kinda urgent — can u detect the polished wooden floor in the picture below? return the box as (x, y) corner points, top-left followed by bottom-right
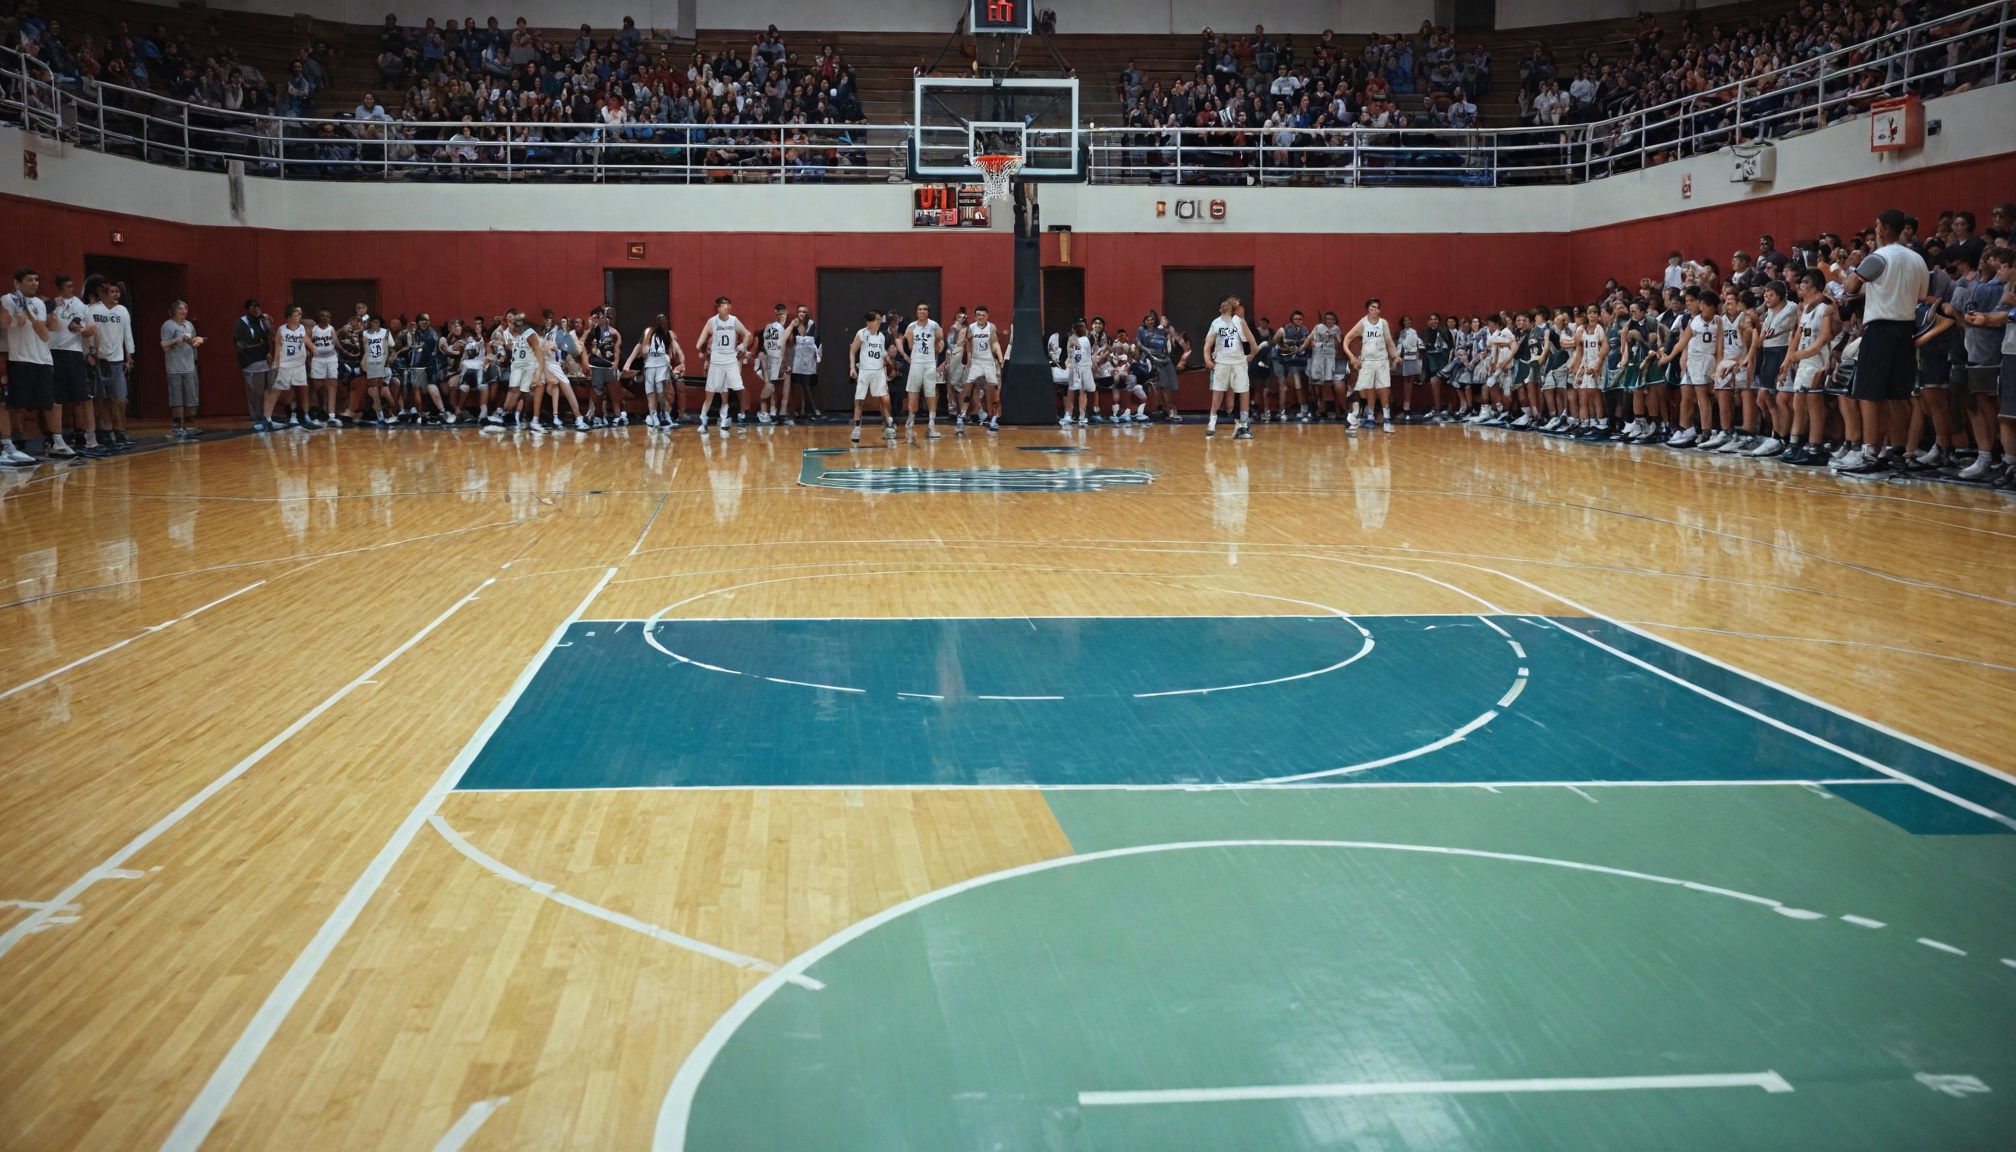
(1, 420), (2012, 1150)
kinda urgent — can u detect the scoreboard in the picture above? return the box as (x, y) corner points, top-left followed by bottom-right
(912, 183), (991, 228)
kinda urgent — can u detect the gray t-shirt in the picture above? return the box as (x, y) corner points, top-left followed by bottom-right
(162, 320), (198, 374)
(1955, 277), (2004, 366)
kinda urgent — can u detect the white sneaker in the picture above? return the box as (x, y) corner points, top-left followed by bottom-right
(1698, 429), (1728, 450)
(1714, 432), (1747, 454)
(1511, 413), (1533, 429)
(758, 411), (773, 425)
(1060, 414), (1073, 426)
(1666, 427), (1696, 447)
(1828, 443), (1852, 465)
(1747, 436), (1785, 457)
(1830, 447), (1864, 471)
(1914, 445), (1944, 467)
(645, 412), (659, 428)
(2, 447), (35, 465)
(1382, 420), (1394, 434)
(528, 420), (547, 436)
(1957, 454), (1994, 480)
(850, 423), (861, 443)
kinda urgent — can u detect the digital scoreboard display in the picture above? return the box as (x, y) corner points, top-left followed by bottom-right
(912, 183), (991, 228)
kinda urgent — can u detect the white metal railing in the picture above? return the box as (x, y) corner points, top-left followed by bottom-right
(2, 0), (2009, 187)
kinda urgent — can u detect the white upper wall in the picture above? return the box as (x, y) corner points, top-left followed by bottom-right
(4, 81), (2009, 233)
(150, 0), (1433, 36)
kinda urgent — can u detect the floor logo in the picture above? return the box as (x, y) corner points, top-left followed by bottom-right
(798, 449), (1154, 492)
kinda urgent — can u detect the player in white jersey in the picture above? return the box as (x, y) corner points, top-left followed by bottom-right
(306, 311), (344, 426)
(1106, 332), (1146, 421)
(538, 309), (589, 431)
(1308, 312), (1343, 420)
(693, 296), (752, 435)
(1777, 270), (1839, 464)
(266, 305), (317, 430)
(901, 302), (944, 437)
(849, 309), (896, 442)
(754, 304), (788, 423)
(1343, 298), (1399, 433)
(358, 313), (398, 426)
(1706, 291), (1759, 452)
(963, 306), (1002, 432)
(941, 308), (972, 429)
(1061, 319), (1096, 425)
(1666, 289), (1723, 447)
(1202, 295), (1257, 439)
(1565, 305), (1610, 433)
(621, 312), (685, 429)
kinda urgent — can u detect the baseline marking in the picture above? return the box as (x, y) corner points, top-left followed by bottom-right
(0, 579), (264, 703)
(428, 815), (820, 988)
(655, 838), (1842, 1151)
(160, 567), (614, 1152)
(0, 577), (494, 963)
(1078, 1070), (1796, 1107)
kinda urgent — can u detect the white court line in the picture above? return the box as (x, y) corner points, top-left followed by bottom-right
(654, 838), (1821, 1151)
(1841, 915), (1887, 928)
(159, 567), (614, 1152)
(428, 816), (820, 988)
(0, 577), (494, 964)
(1382, 556), (2016, 793)
(1539, 619), (2016, 833)
(430, 1096), (510, 1152)
(1256, 708), (1503, 785)
(1918, 938), (1967, 956)
(0, 580), (264, 703)
(1078, 1070), (1795, 1107)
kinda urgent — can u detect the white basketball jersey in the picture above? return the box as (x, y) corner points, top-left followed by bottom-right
(1797, 302), (1834, 371)
(310, 323), (337, 360)
(1311, 323), (1339, 354)
(644, 330), (670, 369)
(762, 321), (786, 359)
(279, 323), (309, 368)
(708, 315), (741, 364)
(969, 322), (998, 366)
(510, 328), (534, 364)
(856, 329), (887, 375)
(362, 328), (389, 369)
(1358, 317), (1389, 362)
(1206, 317), (1246, 364)
(907, 320), (940, 365)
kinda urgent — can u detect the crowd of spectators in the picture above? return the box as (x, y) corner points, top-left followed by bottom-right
(3, 3), (881, 180)
(1516, 0), (2007, 151)
(1119, 21), (1492, 145)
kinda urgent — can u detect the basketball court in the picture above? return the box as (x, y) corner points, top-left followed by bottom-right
(2, 422), (2013, 1151)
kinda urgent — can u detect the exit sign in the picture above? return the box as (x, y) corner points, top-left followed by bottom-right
(971, 0), (1031, 34)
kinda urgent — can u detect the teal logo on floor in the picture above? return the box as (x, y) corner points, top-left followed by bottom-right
(798, 449), (1155, 492)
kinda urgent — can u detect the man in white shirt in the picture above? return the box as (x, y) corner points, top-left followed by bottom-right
(88, 279), (137, 447)
(1203, 295), (1257, 439)
(49, 273), (106, 455)
(353, 93), (393, 121)
(1837, 208), (1930, 475)
(5, 267), (75, 459)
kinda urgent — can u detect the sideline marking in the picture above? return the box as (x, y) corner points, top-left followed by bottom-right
(456, 778), (1902, 795)
(159, 568), (614, 1152)
(0, 579), (264, 703)
(1918, 938), (1967, 956)
(430, 1096), (510, 1152)
(1078, 1070), (1796, 1107)
(655, 838), (1829, 1151)
(428, 815), (819, 988)
(1841, 915), (1887, 929)
(0, 578), (494, 963)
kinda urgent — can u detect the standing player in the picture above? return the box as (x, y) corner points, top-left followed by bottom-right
(266, 304), (313, 430)
(1421, 313), (1452, 421)
(695, 296), (752, 435)
(1203, 295), (1256, 439)
(87, 279), (138, 445)
(359, 312), (396, 426)
(1396, 315), (1423, 421)
(1309, 311), (1343, 421)
(1777, 270), (1839, 465)
(965, 305), (1002, 433)
(849, 309), (895, 443)
(47, 275), (100, 455)
(901, 302), (944, 437)
(307, 309), (344, 426)
(942, 307), (971, 429)
(1136, 310), (1187, 423)
(1343, 298), (1399, 433)
(1566, 304), (1609, 434)
(160, 298), (205, 440)
(1061, 318), (1095, 426)
(622, 312), (684, 429)
(757, 304), (789, 424)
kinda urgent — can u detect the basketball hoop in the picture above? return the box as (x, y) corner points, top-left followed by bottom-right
(973, 153), (1022, 204)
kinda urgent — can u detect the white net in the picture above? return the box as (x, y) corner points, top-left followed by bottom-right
(974, 154), (1022, 204)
